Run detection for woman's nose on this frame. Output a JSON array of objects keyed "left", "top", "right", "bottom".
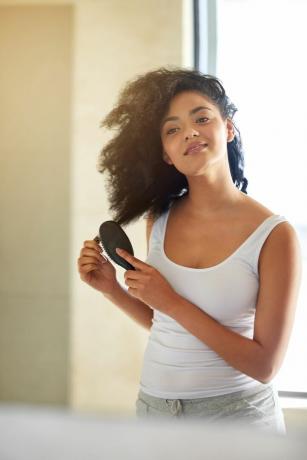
[{"left": 184, "top": 127, "right": 199, "bottom": 140}]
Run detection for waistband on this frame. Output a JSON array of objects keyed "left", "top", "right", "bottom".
[{"left": 138, "top": 382, "right": 274, "bottom": 405}]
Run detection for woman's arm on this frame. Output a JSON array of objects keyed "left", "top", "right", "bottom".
[
  {"left": 169, "top": 222, "right": 302, "bottom": 383},
  {"left": 104, "top": 285, "right": 153, "bottom": 330}
]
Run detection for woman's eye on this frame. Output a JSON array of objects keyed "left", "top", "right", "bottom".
[
  {"left": 166, "top": 127, "right": 178, "bottom": 135},
  {"left": 165, "top": 118, "right": 208, "bottom": 135}
]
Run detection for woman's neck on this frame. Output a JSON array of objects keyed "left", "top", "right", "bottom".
[{"left": 181, "top": 177, "right": 244, "bottom": 220}]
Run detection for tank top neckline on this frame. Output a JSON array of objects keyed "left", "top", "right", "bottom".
[{"left": 160, "top": 204, "right": 284, "bottom": 272}]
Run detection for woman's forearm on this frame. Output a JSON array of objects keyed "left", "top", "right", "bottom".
[
  {"left": 168, "top": 294, "right": 270, "bottom": 383},
  {"left": 104, "top": 284, "right": 153, "bottom": 330}
]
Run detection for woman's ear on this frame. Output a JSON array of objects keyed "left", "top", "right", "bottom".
[{"left": 226, "top": 119, "right": 235, "bottom": 143}]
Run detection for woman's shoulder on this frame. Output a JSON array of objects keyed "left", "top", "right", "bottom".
[
  {"left": 236, "top": 193, "right": 295, "bottom": 246},
  {"left": 243, "top": 194, "right": 299, "bottom": 260},
  {"left": 239, "top": 193, "right": 276, "bottom": 222}
]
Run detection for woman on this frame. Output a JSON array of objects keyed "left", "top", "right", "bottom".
[{"left": 77, "top": 68, "right": 302, "bottom": 434}]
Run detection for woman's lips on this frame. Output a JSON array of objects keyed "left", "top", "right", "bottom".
[{"left": 184, "top": 143, "right": 208, "bottom": 155}]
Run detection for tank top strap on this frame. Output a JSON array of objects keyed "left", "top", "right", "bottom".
[
  {"left": 246, "top": 214, "right": 288, "bottom": 276},
  {"left": 148, "top": 208, "right": 170, "bottom": 250}
]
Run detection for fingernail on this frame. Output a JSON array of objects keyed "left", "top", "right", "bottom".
[{"left": 116, "top": 247, "right": 123, "bottom": 254}]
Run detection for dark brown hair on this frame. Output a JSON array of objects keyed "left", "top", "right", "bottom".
[{"left": 97, "top": 66, "right": 248, "bottom": 226}]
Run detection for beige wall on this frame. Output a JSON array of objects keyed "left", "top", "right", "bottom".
[
  {"left": 0, "top": 4, "right": 72, "bottom": 405},
  {"left": 0, "top": 0, "right": 191, "bottom": 412}
]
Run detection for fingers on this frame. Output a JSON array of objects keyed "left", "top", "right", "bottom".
[
  {"left": 78, "top": 239, "right": 107, "bottom": 272},
  {"left": 116, "top": 248, "right": 144, "bottom": 270},
  {"left": 79, "top": 262, "right": 101, "bottom": 275},
  {"left": 79, "top": 255, "right": 104, "bottom": 266},
  {"left": 124, "top": 270, "right": 140, "bottom": 280},
  {"left": 79, "top": 253, "right": 106, "bottom": 268},
  {"left": 80, "top": 240, "right": 104, "bottom": 261},
  {"left": 82, "top": 250, "right": 105, "bottom": 263},
  {"left": 83, "top": 239, "right": 102, "bottom": 252}
]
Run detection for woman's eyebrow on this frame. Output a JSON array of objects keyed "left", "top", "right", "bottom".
[{"left": 161, "top": 106, "right": 212, "bottom": 127}]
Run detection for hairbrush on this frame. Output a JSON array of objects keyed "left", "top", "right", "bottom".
[{"left": 94, "top": 221, "right": 135, "bottom": 271}]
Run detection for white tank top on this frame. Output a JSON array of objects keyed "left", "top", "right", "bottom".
[{"left": 139, "top": 202, "right": 287, "bottom": 399}]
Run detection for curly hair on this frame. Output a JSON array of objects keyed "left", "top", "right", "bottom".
[{"left": 97, "top": 66, "right": 248, "bottom": 226}]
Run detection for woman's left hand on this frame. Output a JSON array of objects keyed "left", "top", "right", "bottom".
[{"left": 116, "top": 247, "right": 178, "bottom": 316}]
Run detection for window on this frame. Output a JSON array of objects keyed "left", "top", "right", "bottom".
[{"left": 197, "top": 0, "right": 307, "bottom": 396}]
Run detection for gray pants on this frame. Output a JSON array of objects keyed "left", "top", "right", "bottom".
[{"left": 136, "top": 384, "right": 286, "bottom": 435}]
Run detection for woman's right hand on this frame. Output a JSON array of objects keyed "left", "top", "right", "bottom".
[{"left": 77, "top": 239, "right": 118, "bottom": 295}]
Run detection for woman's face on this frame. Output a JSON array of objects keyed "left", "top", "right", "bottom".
[{"left": 160, "top": 90, "right": 234, "bottom": 176}]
